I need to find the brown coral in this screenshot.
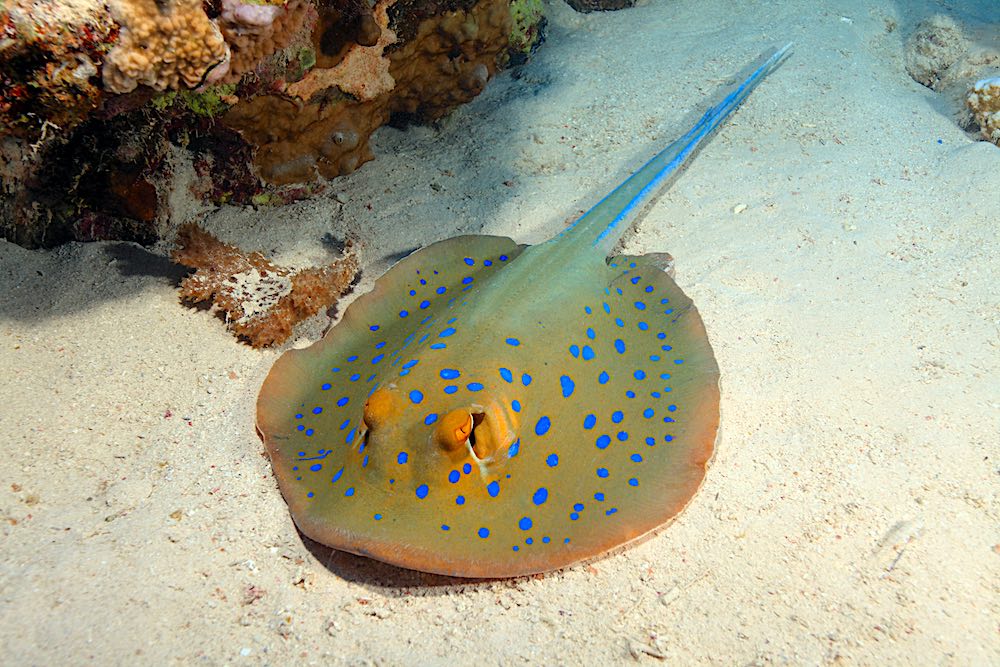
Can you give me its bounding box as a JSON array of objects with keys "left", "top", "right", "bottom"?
[
  {"left": 387, "top": 0, "right": 512, "bottom": 121},
  {"left": 103, "top": 0, "right": 230, "bottom": 93},
  {"left": 223, "top": 93, "right": 388, "bottom": 185},
  {"left": 225, "top": 0, "right": 512, "bottom": 185},
  {"left": 172, "top": 222, "right": 358, "bottom": 347}
]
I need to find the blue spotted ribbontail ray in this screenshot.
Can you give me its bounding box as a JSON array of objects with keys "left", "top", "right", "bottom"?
[{"left": 257, "top": 45, "right": 791, "bottom": 577}]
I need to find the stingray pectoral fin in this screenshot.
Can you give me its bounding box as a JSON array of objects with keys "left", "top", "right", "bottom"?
[
  {"left": 639, "top": 251, "right": 675, "bottom": 278},
  {"left": 583, "top": 253, "right": 720, "bottom": 546}
]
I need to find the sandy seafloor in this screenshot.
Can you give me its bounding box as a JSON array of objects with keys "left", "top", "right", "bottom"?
[{"left": 1, "top": 0, "right": 999, "bottom": 664}]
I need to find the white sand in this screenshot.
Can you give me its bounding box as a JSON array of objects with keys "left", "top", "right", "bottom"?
[{"left": 2, "top": 0, "right": 998, "bottom": 663}]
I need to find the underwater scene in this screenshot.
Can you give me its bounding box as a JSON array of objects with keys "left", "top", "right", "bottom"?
[{"left": 1, "top": 0, "right": 997, "bottom": 663}]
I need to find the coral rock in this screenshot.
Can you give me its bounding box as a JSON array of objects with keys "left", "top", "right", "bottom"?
[
  {"left": 967, "top": 77, "right": 1000, "bottom": 145},
  {"left": 0, "top": 1, "right": 112, "bottom": 138},
  {"left": 904, "top": 15, "right": 970, "bottom": 91},
  {"left": 388, "top": 0, "right": 513, "bottom": 121},
  {"left": 217, "top": 0, "right": 313, "bottom": 83},
  {"left": 286, "top": 0, "right": 398, "bottom": 102},
  {"left": 223, "top": 93, "right": 388, "bottom": 185},
  {"left": 904, "top": 14, "right": 1000, "bottom": 141},
  {"left": 172, "top": 223, "right": 358, "bottom": 347},
  {"left": 226, "top": 0, "right": 514, "bottom": 185},
  {"left": 3, "top": 0, "right": 543, "bottom": 244},
  {"left": 103, "top": 0, "right": 230, "bottom": 93}
]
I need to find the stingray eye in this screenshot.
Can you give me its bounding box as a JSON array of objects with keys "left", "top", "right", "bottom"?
[
  {"left": 363, "top": 388, "right": 395, "bottom": 429},
  {"left": 435, "top": 409, "right": 473, "bottom": 452}
]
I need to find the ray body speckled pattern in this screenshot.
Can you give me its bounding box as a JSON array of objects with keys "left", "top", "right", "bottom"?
[{"left": 257, "top": 46, "right": 790, "bottom": 577}]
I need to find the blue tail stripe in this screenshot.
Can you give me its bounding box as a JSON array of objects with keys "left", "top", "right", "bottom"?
[{"left": 586, "top": 44, "right": 792, "bottom": 248}]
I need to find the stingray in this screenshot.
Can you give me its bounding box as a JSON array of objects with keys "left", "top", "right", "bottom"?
[{"left": 257, "top": 46, "right": 790, "bottom": 578}]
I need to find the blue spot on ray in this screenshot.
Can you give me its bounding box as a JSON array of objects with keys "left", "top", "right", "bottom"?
[
  {"left": 508, "top": 439, "right": 520, "bottom": 457},
  {"left": 560, "top": 375, "right": 575, "bottom": 397}
]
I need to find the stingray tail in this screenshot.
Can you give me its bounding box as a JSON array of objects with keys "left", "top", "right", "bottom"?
[{"left": 565, "top": 43, "right": 792, "bottom": 254}]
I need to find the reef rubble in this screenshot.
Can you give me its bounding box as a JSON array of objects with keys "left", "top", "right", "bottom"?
[
  {"left": 0, "top": 0, "right": 549, "bottom": 247},
  {"left": 904, "top": 12, "right": 1000, "bottom": 145}
]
